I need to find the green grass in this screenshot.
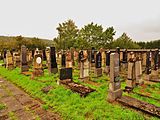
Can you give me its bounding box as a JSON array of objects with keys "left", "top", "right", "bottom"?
[
  {"left": 0, "top": 103, "right": 6, "bottom": 110},
  {"left": 0, "top": 64, "right": 159, "bottom": 120}
]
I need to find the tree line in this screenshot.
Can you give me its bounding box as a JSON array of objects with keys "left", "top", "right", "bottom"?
[{"left": 1, "top": 19, "right": 160, "bottom": 52}]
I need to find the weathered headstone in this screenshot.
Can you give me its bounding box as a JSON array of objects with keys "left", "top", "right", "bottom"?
[
  {"left": 95, "top": 51, "right": 102, "bottom": 77},
  {"left": 66, "top": 50, "right": 72, "bottom": 68},
  {"left": 13, "top": 52, "right": 20, "bottom": 67},
  {"left": 135, "top": 55, "right": 143, "bottom": 85},
  {"left": 32, "top": 52, "right": 43, "bottom": 78},
  {"left": 21, "top": 45, "right": 29, "bottom": 73},
  {"left": 105, "top": 51, "right": 110, "bottom": 74},
  {"left": 78, "top": 50, "right": 84, "bottom": 69},
  {"left": 125, "top": 52, "right": 136, "bottom": 91},
  {"left": 49, "top": 47, "right": 58, "bottom": 74},
  {"left": 108, "top": 53, "right": 122, "bottom": 102},
  {"left": 79, "top": 50, "right": 89, "bottom": 81},
  {"left": 6, "top": 50, "right": 14, "bottom": 70},
  {"left": 90, "top": 47, "right": 95, "bottom": 67},
  {"left": 42, "top": 49, "right": 47, "bottom": 61}
]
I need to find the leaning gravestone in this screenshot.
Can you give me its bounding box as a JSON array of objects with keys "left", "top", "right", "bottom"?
[
  {"left": 95, "top": 51, "right": 102, "bottom": 77},
  {"left": 125, "top": 52, "right": 136, "bottom": 91},
  {"left": 6, "top": 50, "right": 14, "bottom": 70},
  {"left": 32, "top": 52, "right": 43, "bottom": 78},
  {"left": 79, "top": 50, "right": 89, "bottom": 81},
  {"left": 108, "top": 52, "right": 122, "bottom": 102},
  {"left": 105, "top": 51, "right": 111, "bottom": 74},
  {"left": 21, "top": 45, "right": 29, "bottom": 73},
  {"left": 49, "top": 47, "right": 58, "bottom": 74}
]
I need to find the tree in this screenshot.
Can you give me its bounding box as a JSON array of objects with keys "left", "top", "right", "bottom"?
[
  {"left": 111, "top": 33, "right": 140, "bottom": 49},
  {"left": 54, "top": 19, "right": 79, "bottom": 50}
]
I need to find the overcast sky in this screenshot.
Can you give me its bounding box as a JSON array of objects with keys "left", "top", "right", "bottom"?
[{"left": 0, "top": 0, "right": 160, "bottom": 41}]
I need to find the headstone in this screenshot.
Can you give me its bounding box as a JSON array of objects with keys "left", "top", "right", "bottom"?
[
  {"left": 71, "top": 48, "right": 75, "bottom": 66},
  {"left": 32, "top": 52, "right": 43, "bottom": 78},
  {"left": 49, "top": 47, "right": 58, "bottom": 74},
  {"left": 78, "top": 50, "right": 84, "bottom": 69},
  {"left": 60, "top": 68, "right": 72, "bottom": 80},
  {"left": 3, "top": 49, "right": 7, "bottom": 68},
  {"left": 142, "top": 52, "right": 147, "bottom": 67},
  {"left": 6, "top": 50, "right": 14, "bottom": 70},
  {"left": 95, "top": 51, "right": 102, "bottom": 77},
  {"left": 145, "top": 51, "right": 152, "bottom": 81},
  {"left": 61, "top": 51, "right": 66, "bottom": 68},
  {"left": 125, "top": 52, "right": 136, "bottom": 91},
  {"left": 66, "top": 50, "right": 72, "bottom": 68},
  {"left": 135, "top": 55, "right": 143, "bottom": 85},
  {"left": 105, "top": 51, "right": 110, "bottom": 74},
  {"left": 21, "top": 45, "right": 29, "bottom": 73},
  {"left": 13, "top": 52, "right": 20, "bottom": 67},
  {"left": 90, "top": 47, "right": 95, "bottom": 67},
  {"left": 122, "top": 49, "right": 128, "bottom": 69},
  {"left": 108, "top": 53, "right": 122, "bottom": 102},
  {"left": 79, "top": 50, "right": 89, "bottom": 81},
  {"left": 45, "top": 47, "right": 50, "bottom": 67},
  {"left": 42, "top": 49, "right": 47, "bottom": 61}
]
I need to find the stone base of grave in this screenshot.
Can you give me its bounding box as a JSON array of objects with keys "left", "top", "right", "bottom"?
[
  {"left": 107, "top": 89, "right": 122, "bottom": 102},
  {"left": 14, "top": 62, "right": 20, "bottom": 67},
  {"left": 31, "top": 69, "right": 43, "bottom": 78},
  {"left": 95, "top": 68, "right": 102, "bottom": 77},
  {"left": 104, "top": 66, "right": 110, "bottom": 74},
  {"left": 79, "top": 77, "right": 90, "bottom": 82},
  {"left": 50, "top": 68, "right": 58, "bottom": 74},
  {"left": 21, "top": 65, "right": 29, "bottom": 73},
  {"left": 126, "top": 79, "right": 136, "bottom": 89}
]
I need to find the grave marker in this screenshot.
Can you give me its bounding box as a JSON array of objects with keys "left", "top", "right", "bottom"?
[
  {"left": 108, "top": 52, "right": 122, "bottom": 102},
  {"left": 95, "top": 51, "right": 102, "bottom": 77},
  {"left": 105, "top": 51, "right": 110, "bottom": 74},
  {"left": 6, "top": 50, "right": 14, "bottom": 70},
  {"left": 21, "top": 45, "right": 29, "bottom": 73}
]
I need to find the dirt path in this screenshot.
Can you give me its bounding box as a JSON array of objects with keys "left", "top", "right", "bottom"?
[{"left": 0, "top": 78, "right": 61, "bottom": 120}]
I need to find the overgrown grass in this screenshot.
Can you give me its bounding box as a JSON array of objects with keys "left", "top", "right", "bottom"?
[
  {"left": 0, "top": 65, "right": 159, "bottom": 120},
  {"left": 0, "top": 103, "right": 6, "bottom": 110}
]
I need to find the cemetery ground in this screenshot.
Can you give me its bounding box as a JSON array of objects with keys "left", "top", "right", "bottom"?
[{"left": 0, "top": 61, "right": 160, "bottom": 119}]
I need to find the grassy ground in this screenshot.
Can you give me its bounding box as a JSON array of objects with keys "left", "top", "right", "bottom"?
[{"left": 0, "top": 63, "right": 159, "bottom": 120}]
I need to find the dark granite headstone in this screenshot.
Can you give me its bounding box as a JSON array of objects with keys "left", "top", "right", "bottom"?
[
  {"left": 42, "top": 49, "right": 47, "bottom": 61},
  {"left": 49, "top": 47, "right": 58, "bottom": 74},
  {"left": 146, "top": 51, "right": 152, "bottom": 75},
  {"left": 60, "top": 68, "right": 72, "bottom": 80},
  {"left": 106, "top": 51, "right": 111, "bottom": 66},
  {"left": 122, "top": 49, "right": 127, "bottom": 63},
  {"left": 154, "top": 49, "right": 159, "bottom": 70},
  {"left": 61, "top": 52, "right": 66, "bottom": 67},
  {"left": 96, "top": 52, "right": 102, "bottom": 68},
  {"left": 79, "top": 50, "right": 84, "bottom": 62},
  {"left": 91, "top": 47, "right": 95, "bottom": 63}
]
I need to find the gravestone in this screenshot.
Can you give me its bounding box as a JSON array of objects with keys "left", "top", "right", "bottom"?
[
  {"left": 71, "top": 48, "right": 75, "bottom": 66},
  {"left": 95, "top": 51, "right": 102, "bottom": 77},
  {"left": 105, "top": 51, "right": 110, "bottom": 74},
  {"left": 79, "top": 50, "right": 89, "bottom": 81},
  {"left": 45, "top": 47, "right": 50, "bottom": 67},
  {"left": 49, "top": 47, "right": 58, "bottom": 74},
  {"left": 21, "top": 45, "right": 29, "bottom": 73},
  {"left": 145, "top": 51, "right": 152, "bottom": 81},
  {"left": 13, "top": 52, "right": 20, "bottom": 67},
  {"left": 6, "top": 50, "right": 14, "bottom": 70},
  {"left": 142, "top": 52, "right": 147, "bottom": 67},
  {"left": 32, "top": 52, "right": 43, "bottom": 78},
  {"left": 3, "top": 49, "right": 7, "bottom": 68},
  {"left": 66, "top": 50, "right": 72, "bottom": 68},
  {"left": 150, "top": 49, "right": 159, "bottom": 81},
  {"left": 78, "top": 50, "right": 84, "bottom": 69},
  {"left": 122, "top": 49, "right": 128, "bottom": 69},
  {"left": 125, "top": 52, "right": 136, "bottom": 91},
  {"left": 59, "top": 68, "right": 72, "bottom": 80},
  {"left": 42, "top": 49, "right": 47, "bottom": 61},
  {"left": 61, "top": 51, "right": 66, "bottom": 68},
  {"left": 90, "top": 47, "right": 95, "bottom": 67},
  {"left": 135, "top": 55, "right": 143, "bottom": 85},
  {"left": 108, "top": 53, "right": 122, "bottom": 102}
]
